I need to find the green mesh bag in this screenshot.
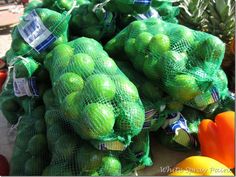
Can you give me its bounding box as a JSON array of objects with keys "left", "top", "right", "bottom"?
[
  {"left": 9, "top": 8, "right": 70, "bottom": 63},
  {"left": 44, "top": 109, "right": 122, "bottom": 176},
  {"left": 45, "top": 37, "right": 145, "bottom": 147},
  {"left": 105, "top": 18, "right": 227, "bottom": 111},
  {"left": 151, "top": 0, "right": 180, "bottom": 23},
  {"left": 94, "top": 0, "right": 152, "bottom": 14},
  {"left": 10, "top": 105, "right": 50, "bottom": 176},
  {"left": 69, "top": 2, "right": 116, "bottom": 41},
  {"left": 119, "top": 130, "right": 153, "bottom": 175}
]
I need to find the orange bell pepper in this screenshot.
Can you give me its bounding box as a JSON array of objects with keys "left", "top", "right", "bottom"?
[
  {"left": 169, "top": 156, "right": 234, "bottom": 176},
  {"left": 198, "top": 111, "right": 235, "bottom": 168}
]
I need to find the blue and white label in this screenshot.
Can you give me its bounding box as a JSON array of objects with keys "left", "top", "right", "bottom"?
[
  {"left": 18, "top": 10, "right": 56, "bottom": 53},
  {"left": 13, "top": 76, "right": 39, "bottom": 97},
  {"left": 134, "top": 0, "right": 152, "bottom": 5},
  {"left": 135, "top": 7, "right": 160, "bottom": 20}
]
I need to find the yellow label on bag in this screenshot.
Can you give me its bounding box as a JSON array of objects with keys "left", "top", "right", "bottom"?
[{"left": 93, "top": 140, "right": 126, "bottom": 151}]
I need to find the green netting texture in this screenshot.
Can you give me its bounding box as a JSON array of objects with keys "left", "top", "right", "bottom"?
[
  {"left": 105, "top": 18, "right": 227, "bottom": 110},
  {"left": 45, "top": 37, "right": 145, "bottom": 145}
]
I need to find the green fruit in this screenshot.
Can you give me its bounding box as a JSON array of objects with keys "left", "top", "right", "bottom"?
[
  {"left": 53, "top": 134, "right": 78, "bottom": 160},
  {"left": 54, "top": 73, "right": 84, "bottom": 103},
  {"left": 149, "top": 34, "right": 170, "bottom": 55},
  {"left": 129, "top": 20, "right": 147, "bottom": 33},
  {"left": 124, "top": 38, "right": 136, "bottom": 56},
  {"left": 50, "top": 34, "right": 68, "bottom": 49},
  {"left": 98, "top": 57, "right": 118, "bottom": 75},
  {"left": 62, "top": 92, "right": 81, "bottom": 119},
  {"left": 10, "top": 149, "right": 31, "bottom": 175},
  {"left": 44, "top": 52, "right": 53, "bottom": 70},
  {"left": 14, "top": 59, "right": 39, "bottom": 78},
  {"left": 2, "top": 110, "right": 18, "bottom": 125},
  {"left": 66, "top": 53, "right": 95, "bottom": 78},
  {"left": 43, "top": 89, "right": 56, "bottom": 109},
  {"left": 35, "top": 119, "right": 46, "bottom": 133},
  {"left": 1, "top": 97, "right": 20, "bottom": 111},
  {"left": 170, "top": 27, "right": 194, "bottom": 45},
  {"left": 15, "top": 129, "right": 34, "bottom": 149},
  {"left": 55, "top": 0, "right": 74, "bottom": 11},
  {"left": 79, "top": 103, "right": 115, "bottom": 139},
  {"left": 160, "top": 51, "right": 187, "bottom": 77},
  {"left": 116, "top": 102, "right": 145, "bottom": 136},
  {"left": 11, "top": 37, "right": 30, "bottom": 54},
  {"left": 47, "top": 123, "right": 66, "bottom": 149},
  {"left": 42, "top": 163, "right": 73, "bottom": 176},
  {"left": 81, "top": 26, "right": 102, "bottom": 41},
  {"left": 167, "top": 101, "right": 184, "bottom": 112},
  {"left": 27, "top": 134, "right": 47, "bottom": 156},
  {"left": 215, "top": 69, "right": 228, "bottom": 93},
  {"left": 24, "top": 156, "right": 46, "bottom": 175},
  {"left": 141, "top": 81, "right": 163, "bottom": 101},
  {"left": 75, "top": 144, "right": 105, "bottom": 172},
  {"left": 100, "top": 156, "right": 121, "bottom": 176},
  {"left": 113, "top": 75, "right": 139, "bottom": 101},
  {"left": 32, "top": 105, "right": 45, "bottom": 120},
  {"left": 84, "top": 74, "right": 116, "bottom": 101},
  {"left": 45, "top": 109, "right": 61, "bottom": 127},
  {"left": 135, "top": 32, "right": 153, "bottom": 52},
  {"left": 166, "top": 74, "right": 200, "bottom": 102},
  {"left": 131, "top": 54, "right": 146, "bottom": 72},
  {"left": 143, "top": 57, "right": 161, "bottom": 81}
]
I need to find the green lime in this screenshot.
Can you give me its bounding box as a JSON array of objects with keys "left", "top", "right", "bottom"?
[
  {"left": 124, "top": 38, "right": 136, "bottom": 56},
  {"left": 84, "top": 74, "right": 116, "bottom": 101},
  {"left": 66, "top": 53, "right": 95, "bottom": 79},
  {"left": 135, "top": 32, "right": 153, "bottom": 52},
  {"left": 98, "top": 57, "right": 118, "bottom": 75},
  {"left": 79, "top": 103, "right": 115, "bottom": 139},
  {"left": 112, "top": 75, "right": 139, "bottom": 101},
  {"left": 26, "top": 134, "right": 47, "bottom": 156},
  {"left": 129, "top": 21, "right": 147, "bottom": 33},
  {"left": 141, "top": 81, "right": 163, "bottom": 101},
  {"left": 143, "top": 57, "right": 161, "bottom": 81},
  {"left": 131, "top": 54, "right": 147, "bottom": 72},
  {"left": 116, "top": 102, "right": 145, "bottom": 136},
  {"left": 100, "top": 156, "right": 121, "bottom": 176},
  {"left": 44, "top": 109, "right": 60, "bottom": 127},
  {"left": 54, "top": 73, "right": 84, "bottom": 103},
  {"left": 166, "top": 74, "right": 200, "bottom": 102},
  {"left": 24, "top": 156, "right": 46, "bottom": 175},
  {"left": 55, "top": 0, "right": 74, "bottom": 11},
  {"left": 149, "top": 34, "right": 170, "bottom": 55},
  {"left": 35, "top": 119, "right": 46, "bottom": 133}
]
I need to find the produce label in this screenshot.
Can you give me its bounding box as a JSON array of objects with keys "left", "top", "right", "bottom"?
[
  {"left": 93, "top": 140, "right": 126, "bottom": 151},
  {"left": 18, "top": 9, "right": 56, "bottom": 53},
  {"left": 143, "top": 109, "right": 159, "bottom": 129},
  {"left": 13, "top": 75, "right": 39, "bottom": 97},
  {"left": 135, "top": 7, "right": 160, "bottom": 20},
  {"left": 133, "top": 0, "right": 152, "bottom": 5}
]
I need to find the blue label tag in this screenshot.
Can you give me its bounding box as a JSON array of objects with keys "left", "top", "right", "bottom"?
[
  {"left": 134, "top": 0, "right": 152, "bottom": 5},
  {"left": 18, "top": 10, "right": 56, "bottom": 53},
  {"left": 135, "top": 7, "right": 161, "bottom": 20},
  {"left": 28, "top": 77, "right": 39, "bottom": 97}
]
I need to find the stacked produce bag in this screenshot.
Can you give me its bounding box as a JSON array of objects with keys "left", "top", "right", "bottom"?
[{"left": 0, "top": 0, "right": 235, "bottom": 175}]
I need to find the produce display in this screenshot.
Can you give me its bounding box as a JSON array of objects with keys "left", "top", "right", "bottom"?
[{"left": 0, "top": 0, "right": 235, "bottom": 176}]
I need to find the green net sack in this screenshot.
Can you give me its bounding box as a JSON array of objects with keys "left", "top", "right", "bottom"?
[
  {"left": 69, "top": 2, "right": 116, "bottom": 42},
  {"left": 44, "top": 109, "right": 122, "bottom": 176},
  {"left": 119, "top": 130, "right": 153, "bottom": 175},
  {"left": 9, "top": 8, "right": 70, "bottom": 63},
  {"left": 24, "top": 0, "right": 43, "bottom": 14},
  {"left": 105, "top": 18, "right": 227, "bottom": 111},
  {"left": 10, "top": 105, "right": 50, "bottom": 175},
  {"left": 45, "top": 37, "right": 145, "bottom": 147},
  {"left": 151, "top": 0, "right": 180, "bottom": 23},
  {"left": 94, "top": 0, "right": 152, "bottom": 14}
]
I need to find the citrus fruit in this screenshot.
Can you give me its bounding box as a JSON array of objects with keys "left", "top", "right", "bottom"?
[
  {"left": 166, "top": 74, "right": 200, "bottom": 102},
  {"left": 47, "top": 123, "right": 66, "bottom": 150},
  {"left": 24, "top": 156, "right": 46, "bottom": 175},
  {"left": 124, "top": 38, "right": 136, "bottom": 56},
  {"left": 97, "top": 57, "right": 118, "bottom": 75},
  {"left": 75, "top": 143, "right": 105, "bottom": 172},
  {"left": 84, "top": 74, "right": 116, "bottom": 101},
  {"left": 100, "top": 156, "right": 121, "bottom": 176},
  {"left": 54, "top": 73, "right": 84, "bottom": 103},
  {"left": 43, "top": 89, "right": 56, "bottom": 109},
  {"left": 26, "top": 134, "right": 47, "bottom": 156},
  {"left": 129, "top": 21, "right": 147, "bottom": 33},
  {"left": 116, "top": 102, "right": 145, "bottom": 136},
  {"left": 135, "top": 32, "right": 153, "bottom": 52},
  {"left": 141, "top": 81, "right": 163, "bottom": 101},
  {"left": 15, "top": 129, "right": 34, "bottom": 149},
  {"left": 131, "top": 54, "right": 147, "bottom": 72},
  {"left": 10, "top": 150, "right": 30, "bottom": 175},
  {"left": 62, "top": 91, "right": 81, "bottom": 119},
  {"left": 44, "top": 110, "right": 60, "bottom": 127},
  {"left": 42, "top": 163, "right": 73, "bottom": 176},
  {"left": 66, "top": 53, "right": 95, "bottom": 79},
  {"left": 143, "top": 57, "right": 161, "bottom": 81},
  {"left": 55, "top": 0, "right": 74, "bottom": 11},
  {"left": 112, "top": 75, "right": 139, "bottom": 101},
  {"left": 35, "top": 119, "right": 46, "bottom": 133},
  {"left": 53, "top": 134, "right": 78, "bottom": 160},
  {"left": 79, "top": 103, "right": 115, "bottom": 139},
  {"left": 149, "top": 34, "right": 170, "bottom": 55}
]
